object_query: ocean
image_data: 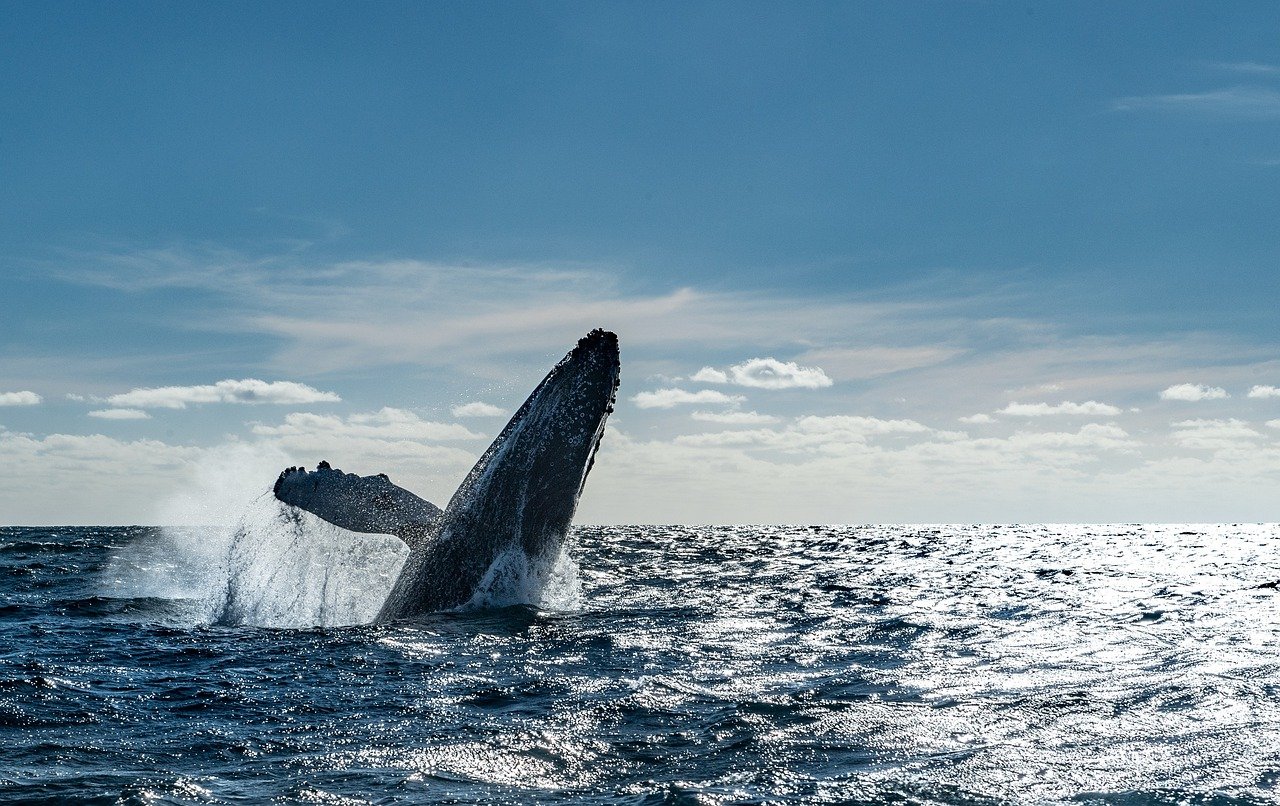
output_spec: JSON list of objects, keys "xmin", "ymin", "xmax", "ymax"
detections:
[{"xmin": 2, "ymin": 521, "xmax": 1279, "ymax": 804}]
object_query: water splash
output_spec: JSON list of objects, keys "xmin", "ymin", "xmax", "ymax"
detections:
[
  {"xmin": 99, "ymin": 442, "xmax": 582, "ymax": 626},
  {"xmin": 104, "ymin": 492, "xmax": 581, "ymax": 627},
  {"xmin": 464, "ymin": 541, "xmax": 582, "ymax": 611},
  {"xmin": 219, "ymin": 495, "xmax": 408, "ymax": 627},
  {"xmin": 98, "ymin": 524, "xmax": 232, "ymax": 624}
]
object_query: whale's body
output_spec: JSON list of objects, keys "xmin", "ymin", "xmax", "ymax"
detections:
[{"xmin": 272, "ymin": 329, "xmax": 619, "ymax": 621}]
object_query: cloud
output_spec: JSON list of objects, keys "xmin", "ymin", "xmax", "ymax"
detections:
[
  {"xmin": 959, "ymin": 413, "xmax": 995, "ymax": 424},
  {"xmin": 88, "ymin": 408, "xmax": 151, "ymax": 420},
  {"xmin": 0, "ymin": 422, "xmax": 478, "ymax": 526},
  {"xmin": 451, "ymin": 401, "xmax": 505, "ymax": 418},
  {"xmin": 690, "ymin": 410, "xmax": 779, "ymax": 425},
  {"xmin": 30, "ymin": 242, "xmax": 1280, "ymax": 523},
  {"xmin": 996, "ymin": 423, "xmax": 1137, "ymax": 455},
  {"xmin": 1160, "ymin": 384, "xmax": 1229, "ymax": 402},
  {"xmin": 693, "ymin": 357, "xmax": 833, "ymax": 390},
  {"xmin": 1114, "ymin": 86, "xmax": 1280, "ymax": 118},
  {"xmin": 245, "ymin": 408, "xmax": 484, "ymax": 502},
  {"xmin": 632, "ymin": 388, "xmax": 746, "ymax": 409},
  {"xmin": 1247, "ymin": 385, "xmax": 1280, "ymax": 399},
  {"xmin": 1170, "ymin": 418, "xmax": 1261, "ymax": 450},
  {"xmin": 65, "ymin": 247, "xmax": 925, "ymax": 376},
  {"xmin": 792, "ymin": 346, "xmax": 963, "ymax": 381},
  {"xmin": 1268, "ymin": 420, "xmax": 1280, "ymax": 429},
  {"xmin": 675, "ymin": 415, "xmax": 931, "ymax": 451},
  {"xmin": 583, "ymin": 419, "xmax": 1161, "ymax": 524},
  {"xmin": 1211, "ymin": 61, "xmax": 1280, "ymax": 75},
  {"xmin": 690, "ymin": 367, "xmax": 730, "ymax": 383},
  {"xmin": 252, "ymin": 407, "xmax": 481, "ymax": 442},
  {"xmin": 107, "ymin": 379, "xmax": 341, "ymax": 409},
  {"xmin": 997, "ymin": 401, "xmax": 1123, "ymax": 417},
  {"xmin": 0, "ymin": 391, "xmax": 42, "ymax": 406}
]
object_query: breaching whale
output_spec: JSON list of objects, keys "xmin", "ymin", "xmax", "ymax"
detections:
[{"xmin": 272, "ymin": 329, "xmax": 620, "ymax": 620}]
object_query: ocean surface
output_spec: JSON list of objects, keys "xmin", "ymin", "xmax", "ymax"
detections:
[{"xmin": 3, "ymin": 520, "xmax": 1280, "ymax": 804}]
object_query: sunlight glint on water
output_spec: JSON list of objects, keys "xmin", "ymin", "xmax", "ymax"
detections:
[{"xmin": 2, "ymin": 523, "xmax": 1279, "ymax": 803}]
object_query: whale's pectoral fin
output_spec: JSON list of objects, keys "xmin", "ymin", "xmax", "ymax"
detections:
[{"xmin": 273, "ymin": 462, "xmax": 442, "ymax": 550}]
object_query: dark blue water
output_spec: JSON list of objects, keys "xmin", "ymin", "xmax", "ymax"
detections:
[{"xmin": 3, "ymin": 523, "xmax": 1280, "ymax": 804}]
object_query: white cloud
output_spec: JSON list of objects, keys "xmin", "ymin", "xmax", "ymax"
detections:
[
  {"xmin": 0, "ymin": 423, "xmax": 477, "ymax": 526},
  {"xmin": 1268, "ymin": 419, "xmax": 1280, "ymax": 429},
  {"xmin": 959, "ymin": 413, "xmax": 995, "ymax": 424},
  {"xmin": 88, "ymin": 408, "xmax": 151, "ymax": 420},
  {"xmin": 1247, "ymin": 385, "xmax": 1280, "ymax": 399},
  {"xmin": 451, "ymin": 401, "xmax": 505, "ymax": 418},
  {"xmin": 690, "ymin": 367, "xmax": 730, "ymax": 383},
  {"xmin": 997, "ymin": 400, "xmax": 1123, "ymax": 417},
  {"xmin": 695, "ymin": 357, "xmax": 833, "ymax": 390},
  {"xmin": 252, "ymin": 407, "xmax": 481, "ymax": 442},
  {"xmin": 0, "ymin": 428, "xmax": 211, "ymax": 525},
  {"xmin": 690, "ymin": 410, "xmax": 778, "ymax": 425},
  {"xmin": 107, "ymin": 379, "xmax": 341, "ymax": 409},
  {"xmin": 632, "ymin": 388, "xmax": 746, "ymax": 409},
  {"xmin": 0, "ymin": 391, "xmax": 42, "ymax": 406},
  {"xmin": 794, "ymin": 415, "xmax": 930, "ymax": 437},
  {"xmin": 1170, "ymin": 418, "xmax": 1261, "ymax": 450},
  {"xmin": 28, "ymin": 243, "xmax": 1280, "ymax": 524},
  {"xmin": 675, "ymin": 415, "xmax": 931, "ymax": 452},
  {"xmin": 245, "ymin": 409, "xmax": 484, "ymax": 505},
  {"xmin": 65, "ymin": 393, "xmax": 87, "ymax": 402},
  {"xmin": 1160, "ymin": 384, "xmax": 1229, "ymax": 402}
]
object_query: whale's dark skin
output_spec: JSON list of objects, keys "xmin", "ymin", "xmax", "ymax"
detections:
[
  {"xmin": 271, "ymin": 329, "xmax": 620, "ymax": 620},
  {"xmin": 273, "ymin": 463, "xmax": 441, "ymax": 550}
]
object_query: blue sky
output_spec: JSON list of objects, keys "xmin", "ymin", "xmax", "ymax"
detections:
[{"xmin": 2, "ymin": 2, "xmax": 1280, "ymax": 524}]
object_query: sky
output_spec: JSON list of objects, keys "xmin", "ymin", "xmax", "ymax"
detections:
[{"xmin": 2, "ymin": 1, "xmax": 1280, "ymax": 524}]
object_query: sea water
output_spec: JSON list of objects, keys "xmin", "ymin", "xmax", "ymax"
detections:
[{"xmin": 2, "ymin": 522, "xmax": 1279, "ymax": 803}]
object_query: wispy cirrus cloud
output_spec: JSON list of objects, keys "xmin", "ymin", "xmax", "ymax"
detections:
[
  {"xmin": 50, "ymin": 246, "xmax": 988, "ymax": 380},
  {"xmin": 1160, "ymin": 383, "xmax": 1229, "ymax": 402},
  {"xmin": 1114, "ymin": 86, "xmax": 1280, "ymax": 118},
  {"xmin": 106, "ymin": 379, "xmax": 340, "ymax": 409},
  {"xmin": 1210, "ymin": 61, "xmax": 1279, "ymax": 75},
  {"xmin": 793, "ymin": 345, "xmax": 963, "ymax": 381}
]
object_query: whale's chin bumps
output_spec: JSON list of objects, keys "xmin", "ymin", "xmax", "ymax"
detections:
[{"xmin": 270, "ymin": 329, "xmax": 620, "ymax": 621}]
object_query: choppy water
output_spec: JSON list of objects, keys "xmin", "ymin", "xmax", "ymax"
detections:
[{"xmin": 3, "ymin": 522, "xmax": 1280, "ymax": 804}]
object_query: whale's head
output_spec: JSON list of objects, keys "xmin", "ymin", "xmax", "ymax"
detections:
[
  {"xmin": 379, "ymin": 329, "xmax": 620, "ymax": 618},
  {"xmin": 452, "ymin": 328, "xmax": 620, "ymax": 556}
]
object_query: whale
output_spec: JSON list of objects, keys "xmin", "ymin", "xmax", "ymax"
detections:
[
  {"xmin": 271, "ymin": 329, "xmax": 620, "ymax": 620},
  {"xmin": 273, "ymin": 461, "xmax": 441, "ymax": 549}
]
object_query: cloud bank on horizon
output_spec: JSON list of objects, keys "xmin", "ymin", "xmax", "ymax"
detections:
[
  {"xmin": 2, "ymin": 4, "xmax": 1279, "ymax": 524},
  {"xmin": 3, "ymin": 245, "xmax": 1279, "ymax": 525}
]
